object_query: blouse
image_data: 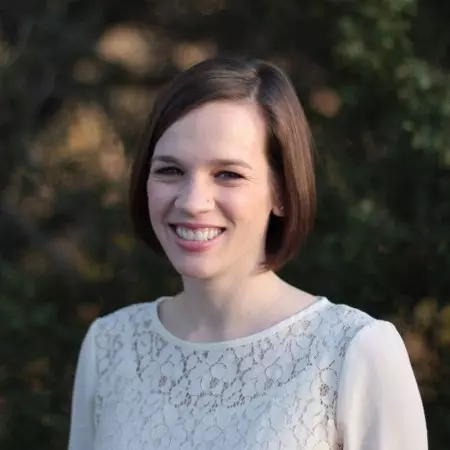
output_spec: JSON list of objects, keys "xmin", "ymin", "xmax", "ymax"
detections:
[{"xmin": 68, "ymin": 296, "xmax": 427, "ymax": 450}]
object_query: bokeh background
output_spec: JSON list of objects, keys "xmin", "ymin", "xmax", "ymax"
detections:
[{"xmin": 1, "ymin": 0, "xmax": 449, "ymax": 448}]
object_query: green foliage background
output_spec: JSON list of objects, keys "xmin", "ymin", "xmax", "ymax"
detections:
[{"xmin": 1, "ymin": 0, "xmax": 449, "ymax": 448}]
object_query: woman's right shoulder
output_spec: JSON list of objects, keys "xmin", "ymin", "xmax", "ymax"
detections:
[
  {"xmin": 93, "ymin": 299, "xmax": 161, "ymax": 334},
  {"xmin": 89, "ymin": 299, "xmax": 159, "ymax": 346},
  {"xmin": 82, "ymin": 299, "xmax": 162, "ymax": 376}
]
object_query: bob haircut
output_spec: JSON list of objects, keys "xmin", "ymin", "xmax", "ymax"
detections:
[{"xmin": 130, "ymin": 56, "xmax": 316, "ymax": 271}]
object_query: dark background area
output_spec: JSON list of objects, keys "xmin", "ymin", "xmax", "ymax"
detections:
[{"xmin": 1, "ymin": 0, "xmax": 449, "ymax": 448}]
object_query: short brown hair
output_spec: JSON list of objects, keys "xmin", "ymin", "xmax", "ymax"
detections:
[{"xmin": 130, "ymin": 56, "xmax": 316, "ymax": 271}]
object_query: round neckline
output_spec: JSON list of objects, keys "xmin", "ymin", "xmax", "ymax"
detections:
[{"xmin": 150, "ymin": 296, "xmax": 330, "ymax": 350}]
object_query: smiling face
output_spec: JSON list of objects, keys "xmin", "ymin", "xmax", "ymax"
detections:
[{"xmin": 146, "ymin": 100, "xmax": 280, "ymax": 280}]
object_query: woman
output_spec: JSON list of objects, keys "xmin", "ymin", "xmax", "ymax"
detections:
[{"xmin": 68, "ymin": 57, "xmax": 427, "ymax": 450}]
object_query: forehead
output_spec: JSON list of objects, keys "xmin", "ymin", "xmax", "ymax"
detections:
[{"xmin": 154, "ymin": 100, "xmax": 267, "ymax": 162}]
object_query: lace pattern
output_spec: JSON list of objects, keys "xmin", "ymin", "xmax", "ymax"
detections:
[{"xmin": 92, "ymin": 299, "xmax": 374, "ymax": 450}]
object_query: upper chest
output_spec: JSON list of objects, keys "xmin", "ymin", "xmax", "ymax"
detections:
[{"xmin": 93, "ymin": 331, "xmax": 343, "ymax": 450}]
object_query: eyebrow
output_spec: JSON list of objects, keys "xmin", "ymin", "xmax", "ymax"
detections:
[{"xmin": 151, "ymin": 155, "xmax": 253, "ymax": 170}]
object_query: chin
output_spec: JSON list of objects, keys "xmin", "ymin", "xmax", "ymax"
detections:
[
  {"xmin": 160, "ymin": 235, "xmax": 226, "ymax": 279},
  {"xmin": 171, "ymin": 261, "xmax": 219, "ymax": 280}
]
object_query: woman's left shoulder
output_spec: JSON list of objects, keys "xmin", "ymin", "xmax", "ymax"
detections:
[
  {"xmin": 316, "ymin": 298, "xmax": 377, "ymax": 335},
  {"xmin": 316, "ymin": 299, "xmax": 405, "ymax": 353},
  {"xmin": 322, "ymin": 299, "xmax": 408, "ymax": 361},
  {"xmin": 333, "ymin": 303, "xmax": 427, "ymax": 449},
  {"xmin": 344, "ymin": 316, "xmax": 407, "ymax": 362}
]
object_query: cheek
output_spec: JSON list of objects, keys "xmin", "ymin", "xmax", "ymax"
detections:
[
  {"xmin": 146, "ymin": 182, "xmax": 171, "ymax": 220},
  {"xmin": 223, "ymin": 187, "xmax": 272, "ymax": 222}
]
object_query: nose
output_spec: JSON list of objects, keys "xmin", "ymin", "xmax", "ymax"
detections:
[{"xmin": 174, "ymin": 177, "xmax": 213, "ymax": 215}]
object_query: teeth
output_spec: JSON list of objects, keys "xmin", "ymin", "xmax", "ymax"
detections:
[{"xmin": 175, "ymin": 226, "xmax": 223, "ymax": 241}]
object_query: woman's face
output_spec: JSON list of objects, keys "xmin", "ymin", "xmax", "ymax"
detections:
[{"xmin": 147, "ymin": 100, "xmax": 278, "ymax": 280}]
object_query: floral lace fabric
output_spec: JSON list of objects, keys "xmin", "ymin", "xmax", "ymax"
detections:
[{"xmin": 91, "ymin": 298, "xmax": 374, "ymax": 450}]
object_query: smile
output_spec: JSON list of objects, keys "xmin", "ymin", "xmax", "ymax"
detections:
[{"xmin": 171, "ymin": 225, "xmax": 225, "ymax": 242}]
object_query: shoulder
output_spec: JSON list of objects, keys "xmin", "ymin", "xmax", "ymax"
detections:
[
  {"xmin": 90, "ymin": 300, "xmax": 160, "ymax": 375},
  {"xmin": 311, "ymin": 298, "xmax": 378, "ymax": 344},
  {"xmin": 335, "ymin": 313, "xmax": 426, "ymax": 447},
  {"xmin": 93, "ymin": 300, "xmax": 162, "ymax": 345},
  {"xmin": 322, "ymin": 300, "xmax": 375, "ymax": 323},
  {"xmin": 322, "ymin": 301, "xmax": 405, "ymax": 353},
  {"xmin": 95, "ymin": 301, "xmax": 155, "ymax": 333},
  {"xmin": 318, "ymin": 300, "xmax": 411, "ymax": 374},
  {"xmin": 302, "ymin": 298, "xmax": 407, "ymax": 373},
  {"xmin": 342, "ymin": 318, "xmax": 408, "ymax": 366}
]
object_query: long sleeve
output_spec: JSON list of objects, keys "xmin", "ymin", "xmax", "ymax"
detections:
[
  {"xmin": 68, "ymin": 320, "xmax": 99, "ymax": 450},
  {"xmin": 336, "ymin": 320, "xmax": 428, "ymax": 450}
]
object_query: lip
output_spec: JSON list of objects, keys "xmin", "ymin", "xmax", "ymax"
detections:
[
  {"xmin": 170, "ymin": 222, "xmax": 225, "ymax": 230},
  {"xmin": 168, "ymin": 224, "xmax": 225, "ymax": 252}
]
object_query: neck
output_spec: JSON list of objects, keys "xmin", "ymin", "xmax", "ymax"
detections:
[
  {"xmin": 180, "ymin": 269, "xmax": 282, "ymax": 320},
  {"xmin": 163, "ymin": 269, "xmax": 308, "ymax": 342}
]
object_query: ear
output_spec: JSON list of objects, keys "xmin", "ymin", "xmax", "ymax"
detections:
[
  {"xmin": 272, "ymin": 204, "xmax": 285, "ymax": 217},
  {"xmin": 270, "ymin": 172, "xmax": 285, "ymax": 216}
]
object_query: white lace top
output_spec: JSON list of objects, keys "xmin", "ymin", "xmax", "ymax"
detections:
[{"xmin": 68, "ymin": 296, "xmax": 427, "ymax": 450}]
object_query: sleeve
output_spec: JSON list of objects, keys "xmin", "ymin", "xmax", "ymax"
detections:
[
  {"xmin": 68, "ymin": 320, "xmax": 99, "ymax": 450},
  {"xmin": 336, "ymin": 320, "xmax": 428, "ymax": 450}
]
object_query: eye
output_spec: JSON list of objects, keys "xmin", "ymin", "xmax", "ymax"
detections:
[
  {"xmin": 216, "ymin": 171, "xmax": 243, "ymax": 180},
  {"xmin": 153, "ymin": 166, "xmax": 183, "ymax": 176}
]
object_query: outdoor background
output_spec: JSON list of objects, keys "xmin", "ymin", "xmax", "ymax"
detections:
[{"xmin": 1, "ymin": 0, "xmax": 449, "ymax": 449}]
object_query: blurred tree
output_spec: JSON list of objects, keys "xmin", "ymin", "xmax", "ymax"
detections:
[{"xmin": 0, "ymin": 0, "xmax": 449, "ymax": 448}]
